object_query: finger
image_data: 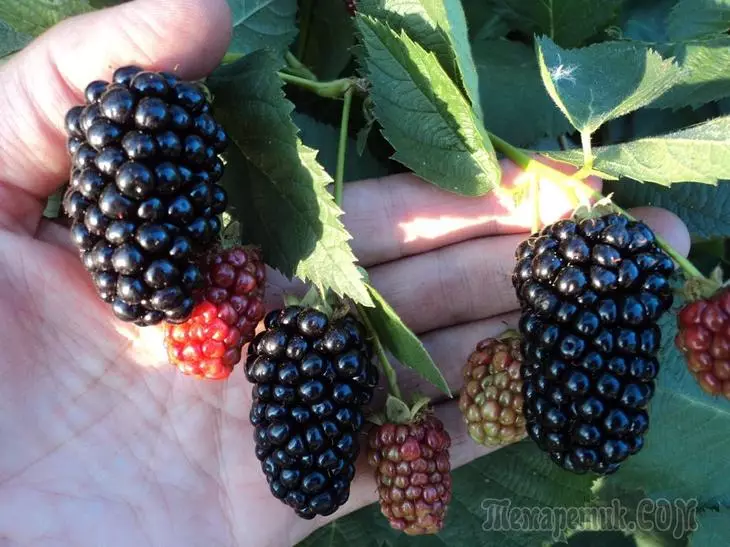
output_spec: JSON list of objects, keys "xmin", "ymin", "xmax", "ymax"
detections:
[
  {"xmin": 368, "ymin": 207, "xmax": 691, "ymax": 334},
  {"xmin": 0, "ymin": 0, "xmax": 231, "ymax": 215},
  {"xmin": 342, "ymin": 163, "xmax": 602, "ymax": 267}
]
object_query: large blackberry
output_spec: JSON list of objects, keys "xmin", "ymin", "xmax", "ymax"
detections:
[
  {"xmin": 63, "ymin": 66, "xmax": 228, "ymax": 326},
  {"xmin": 512, "ymin": 214, "xmax": 674, "ymax": 474},
  {"xmin": 246, "ymin": 307, "xmax": 378, "ymax": 519}
]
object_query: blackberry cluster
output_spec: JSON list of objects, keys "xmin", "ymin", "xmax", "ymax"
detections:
[
  {"xmin": 676, "ymin": 288, "xmax": 730, "ymax": 399},
  {"xmin": 368, "ymin": 417, "xmax": 452, "ymax": 535},
  {"xmin": 459, "ymin": 336, "xmax": 526, "ymax": 446},
  {"xmin": 512, "ymin": 214, "xmax": 674, "ymax": 474},
  {"xmin": 63, "ymin": 65, "xmax": 228, "ymax": 326},
  {"xmin": 246, "ymin": 307, "xmax": 378, "ymax": 519},
  {"xmin": 164, "ymin": 246, "xmax": 266, "ymax": 380}
]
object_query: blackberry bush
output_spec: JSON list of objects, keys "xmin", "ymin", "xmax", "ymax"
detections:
[
  {"xmin": 513, "ymin": 214, "xmax": 675, "ymax": 474},
  {"xmin": 246, "ymin": 306, "xmax": 378, "ymax": 519},
  {"xmin": 63, "ymin": 65, "xmax": 228, "ymax": 326}
]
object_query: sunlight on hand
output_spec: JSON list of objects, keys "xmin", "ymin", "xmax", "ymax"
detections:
[{"xmin": 397, "ymin": 170, "xmax": 585, "ymax": 244}]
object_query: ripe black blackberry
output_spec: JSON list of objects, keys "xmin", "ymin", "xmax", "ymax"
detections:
[
  {"xmin": 512, "ymin": 214, "xmax": 674, "ymax": 475},
  {"xmin": 62, "ymin": 65, "xmax": 228, "ymax": 326},
  {"xmin": 246, "ymin": 306, "xmax": 378, "ymax": 519}
]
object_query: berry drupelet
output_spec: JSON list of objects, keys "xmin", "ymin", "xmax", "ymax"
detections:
[
  {"xmin": 164, "ymin": 246, "xmax": 266, "ymax": 380},
  {"xmin": 512, "ymin": 214, "xmax": 675, "ymax": 475},
  {"xmin": 676, "ymin": 288, "xmax": 730, "ymax": 399},
  {"xmin": 246, "ymin": 307, "xmax": 379, "ymax": 519},
  {"xmin": 63, "ymin": 65, "xmax": 229, "ymax": 326}
]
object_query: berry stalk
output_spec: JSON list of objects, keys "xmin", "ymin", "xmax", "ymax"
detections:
[
  {"xmin": 333, "ymin": 87, "xmax": 404, "ymax": 402},
  {"xmin": 335, "ymin": 87, "xmax": 354, "ymax": 204},
  {"xmin": 488, "ymin": 132, "xmax": 706, "ymax": 282}
]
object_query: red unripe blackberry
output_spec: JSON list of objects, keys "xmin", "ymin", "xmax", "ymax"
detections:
[
  {"xmin": 63, "ymin": 66, "xmax": 229, "ymax": 326},
  {"xmin": 676, "ymin": 288, "xmax": 730, "ymax": 399},
  {"xmin": 246, "ymin": 307, "xmax": 378, "ymax": 519},
  {"xmin": 368, "ymin": 415, "xmax": 452, "ymax": 535},
  {"xmin": 513, "ymin": 214, "xmax": 674, "ymax": 475},
  {"xmin": 164, "ymin": 246, "xmax": 266, "ymax": 380},
  {"xmin": 344, "ymin": 0, "xmax": 357, "ymax": 15}
]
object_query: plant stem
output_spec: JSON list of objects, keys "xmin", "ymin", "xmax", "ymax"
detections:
[
  {"xmin": 357, "ymin": 304, "xmax": 403, "ymax": 400},
  {"xmin": 334, "ymin": 88, "xmax": 354, "ymax": 204},
  {"xmin": 574, "ymin": 129, "xmax": 594, "ymax": 179},
  {"xmin": 285, "ymin": 51, "xmax": 318, "ymax": 81},
  {"xmin": 331, "ymin": 89, "xmax": 403, "ymax": 401},
  {"xmin": 222, "ymin": 52, "xmax": 244, "ymax": 64},
  {"xmin": 488, "ymin": 132, "xmax": 706, "ymax": 280},
  {"xmin": 277, "ymin": 72, "xmax": 353, "ymax": 99}
]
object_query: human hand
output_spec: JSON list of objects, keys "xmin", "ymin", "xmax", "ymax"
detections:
[{"xmin": 0, "ymin": 0, "xmax": 691, "ymax": 545}]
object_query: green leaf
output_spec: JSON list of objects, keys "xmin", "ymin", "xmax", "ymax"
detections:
[
  {"xmin": 299, "ymin": 0, "xmax": 354, "ymax": 80},
  {"xmin": 291, "ymin": 111, "xmax": 390, "ymax": 182},
  {"xmin": 606, "ymin": 179, "xmax": 730, "ymax": 242},
  {"xmin": 473, "ymin": 39, "xmax": 571, "ymax": 147},
  {"xmin": 536, "ymin": 36, "xmax": 682, "ymax": 134},
  {"xmin": 546, "ymin": 116, "xmax": 730, "ymax": 186},
  {"xmin": 358, "ymin": 0, "xmax": 484, "ymax": 120},
  {"xmin": 0, "ymin": 19, "xmax": 31, "ymax": 57},
  {"xmin": 620, "ymin": 0, "xmax": 674, "ymax": 42},
  {"xmin": 209, "ymin": 51, "xmax": 372, "ymax": 306},
  {"xmin": 355, "ymin": 16, "xmax": 501, "ymax": 196},
  {"xmin": 0, "ymin": 0, "xmax": 91, "ymax": 36},
  {"xmin": 601, "ymin": 310, "xmax": 730, "ymax": 506},
  {"xmin": 362, "ymin": 284, "xmax": 449, "ymax": 396},
  {"xmin": 668, "ymin": 0, "xmax": 730, "ymax": 41},
  {"xmin": 298, "ymin": 441, "xmax": 596, "ymax": 547},
  {"xmin": 226, "ymin": 0, "xmax": 297, "ymax": 57},
  {"xmin": 689, "ymin": 509, "xmax": 730, "ymax": 546},
  {"xmin": 490, "ymin": 0, "xmax": 625, "ymax": 47},
  {"xmin": 649, "ymin": 37, "xmax": 730, "ymax": 110}
]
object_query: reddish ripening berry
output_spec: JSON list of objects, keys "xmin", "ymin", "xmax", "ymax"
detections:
[
  {"xmin": 676, "ymin": 287, "xmax": 730, "ymax": 399},
  {"xmin": 344, "ymin": 0, "xmax": 356, "ymax": 15},
  {"xmin": 368, "ymin": 415, "xmax": 452, "ymax": 535},
  {"xmin": 164, "ymin": 246, "xmax": 266, "ymax": 379},
  {"xmin": 459, "ymin": 335, "xmax": 526, "ymax": 446}
]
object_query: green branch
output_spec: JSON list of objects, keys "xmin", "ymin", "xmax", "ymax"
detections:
[
  {"xmin": 334, "ymin": 87, "xmax": 354, "ymax": 204},
  {"xmin": 277, "ymin": 72, "xmax": 355, "ymax": 99},
  {"xmin": 332, "ymin": 89, "xmax": 404, "ymax": 402}
]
